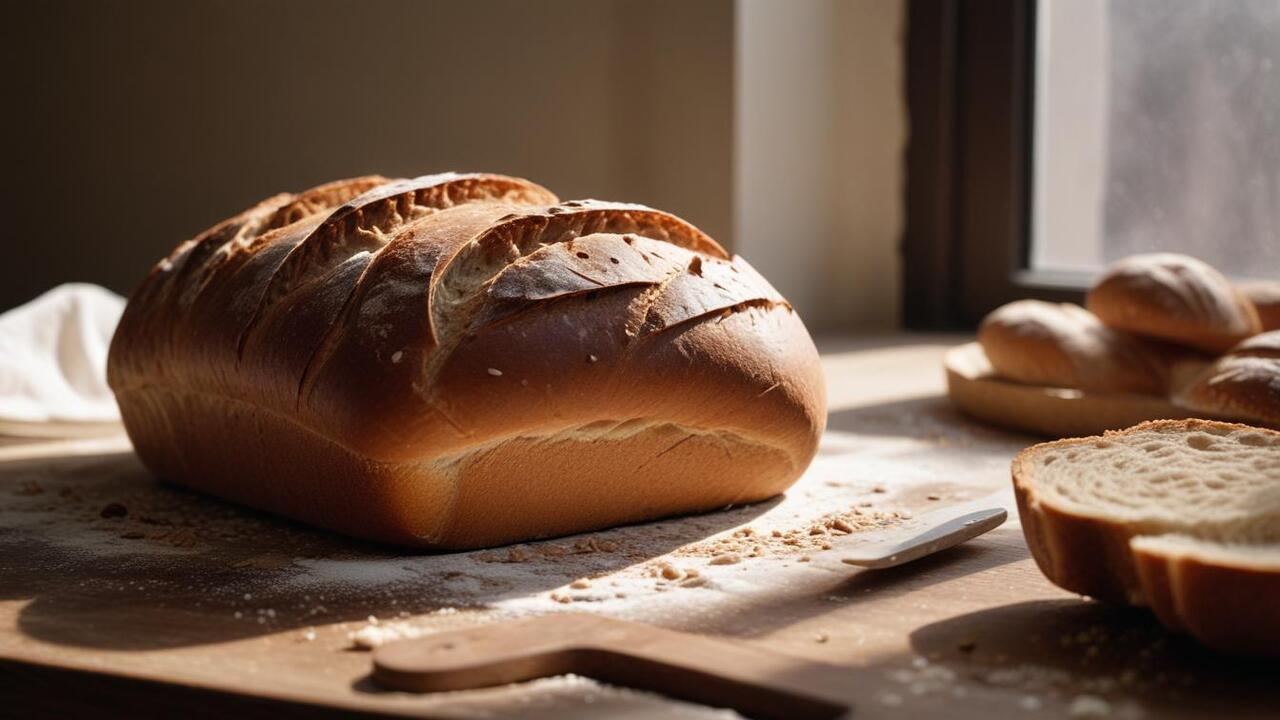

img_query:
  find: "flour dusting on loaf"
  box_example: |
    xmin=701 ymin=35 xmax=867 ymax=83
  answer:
xmin=108 ymin=173 xmax=826 ymax=548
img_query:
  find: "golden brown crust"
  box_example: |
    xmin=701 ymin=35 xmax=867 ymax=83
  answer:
xmin=1132 ymin=541 xmax=1280 ymax=657
xmin=1086 ymin=254 xmax=1261 ymax=354
xmin=977 ymin=300 xmax=1178 ymax=395
xmin=1012 ymin=419 xmax=1280 ymax=657
xmin=112 ymin=177 xmax=391 ymax=391
xmin=945 ymin=343 xmax=1198 ymax=438
xmin=108 ymin=173 xmax=825 ymax=548
xmin=1173 ymin=331 xmax=1280 ymax=428
xmin=116 ymin=384 xmax=799 ymax=548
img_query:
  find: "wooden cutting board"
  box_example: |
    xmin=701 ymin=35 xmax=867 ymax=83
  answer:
xmin=371 ymin=613 xmax=861 ymax=719
xmin=2 ymin=337 xmax=1277 ymax=719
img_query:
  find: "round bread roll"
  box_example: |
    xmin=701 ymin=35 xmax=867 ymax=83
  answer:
xmin=977 ymin=299 xmax=1175 ymax=395
xmin=1174 ymin=331 xmax=1280 ymax=428
xmin=1239 ymin=280 xmax=1280 ymax=332
xmin=1086 ymin=253 xmax=1261 ymax=354
xmin=108 ymin=173 xmax=826 ymax=549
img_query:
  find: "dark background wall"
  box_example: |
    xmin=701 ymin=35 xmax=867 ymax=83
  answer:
xmin=0 ymin=0 xmax=733 ymax=310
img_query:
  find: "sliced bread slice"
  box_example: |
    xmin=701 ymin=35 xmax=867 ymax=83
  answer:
xmin=1012 ymin=419 xmax=1280 ymax=656
xmin=1131 ymin=535 xmax=1280 ymax=656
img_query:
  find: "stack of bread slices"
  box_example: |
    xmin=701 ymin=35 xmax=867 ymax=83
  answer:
xmin=947 ymin=253 xmax=1280 ymax=437
xmin=1013 ymin=418 xmax=1280 ymax=656
xmin=963 ymin=254 xmax=1280 ymax=655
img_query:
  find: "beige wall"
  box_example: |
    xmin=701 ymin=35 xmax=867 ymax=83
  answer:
xmin=1 ymin=0 xmax=732 ymax=310
xmin=735 ymin=0 xmax=906 ymax=333
xmin=4 ymin=0 xmax=907 ymax=333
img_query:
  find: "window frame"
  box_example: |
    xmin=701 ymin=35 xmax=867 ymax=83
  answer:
xmin=903 ymin=0 xmax=1084 ymax=329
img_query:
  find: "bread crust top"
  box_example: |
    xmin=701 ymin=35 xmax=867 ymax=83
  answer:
xmin=107 ymin=173 xmax=825 ymax=470
xmin=977 ymin=299 xmax=1175 ymax=395
xmin=1086 ymin=253 xmax=1261 ymax=354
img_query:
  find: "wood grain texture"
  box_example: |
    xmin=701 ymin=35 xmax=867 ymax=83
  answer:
xmin=2 ymin=336 xmax=1277 ymax=719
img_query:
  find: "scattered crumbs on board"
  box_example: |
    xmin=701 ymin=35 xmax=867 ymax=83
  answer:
xmin=676 ymin=505 xmax=909 ymax=559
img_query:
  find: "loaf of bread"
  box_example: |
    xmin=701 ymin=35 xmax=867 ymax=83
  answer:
xmin=1239 ymin=280 xmax=1280 ymax=332
xmin=1086 ymin=253 xmax=1261 ymax=354
xmin=976 ymin=300 xmax=1174 ymax=395
xmin=1173 ymin=331 xmax=1280 ymax=428
xmin=107 ymin=173 xmax=826 ymax=548
xmin=1013 ymin=419 xmax=1280 ymax=656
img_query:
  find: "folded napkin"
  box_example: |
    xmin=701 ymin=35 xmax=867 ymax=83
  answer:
xmin=0 ymin=284 xmax=125 ymax=427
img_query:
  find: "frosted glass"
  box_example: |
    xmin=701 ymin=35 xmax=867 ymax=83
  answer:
xmin=1033 ymin=0 xmax=1280 ymax=279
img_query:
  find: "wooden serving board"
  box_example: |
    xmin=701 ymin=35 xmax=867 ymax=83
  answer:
xmin=2 ymin=336 xmax=1277 ymax=719
xmin=944 ymin=342 xmax=1198 ymax=438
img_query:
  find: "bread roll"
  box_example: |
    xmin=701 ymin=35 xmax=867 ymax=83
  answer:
xmin=1239 ymin=280 xmax=1280 ymax=332
xmin=108 ymin=173 xmax=826 ymax=549
xmin=1174 ymin=331 xmax=1280 ymax=428
xmin=1086 ymin=253 xmax=1261 ymax=353
xmin=977 ymin=299 xmax=1174 ymax=395
xmin=1013 ymin=419 xmax=1280 ymax=656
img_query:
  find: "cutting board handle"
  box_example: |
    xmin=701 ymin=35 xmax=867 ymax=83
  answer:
xmin=371 ymin=613 xmax=855 ymax=720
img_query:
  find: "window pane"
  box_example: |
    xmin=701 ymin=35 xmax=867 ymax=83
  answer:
xmin=1032 ymin=0 xmax=1280 ymax=278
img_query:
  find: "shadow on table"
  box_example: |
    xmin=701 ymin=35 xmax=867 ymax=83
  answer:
xmin=1 ymin=448 xmax=775 ymax=651
xmin=909 ymin=599 xmax=1280 ymax=718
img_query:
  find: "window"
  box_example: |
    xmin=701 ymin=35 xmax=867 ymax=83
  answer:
xmin=1034 ymin=0 xmax=1280 ymax=279
xmin=904 ymin=0 xmax=1280 ymax=328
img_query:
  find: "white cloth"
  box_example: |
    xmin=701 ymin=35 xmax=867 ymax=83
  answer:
xmin=0 ymin=284 xmax=125 ymax=425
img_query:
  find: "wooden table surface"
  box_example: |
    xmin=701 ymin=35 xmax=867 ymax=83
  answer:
xmin=1 ymin=335 xmax=1276 ymax=719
